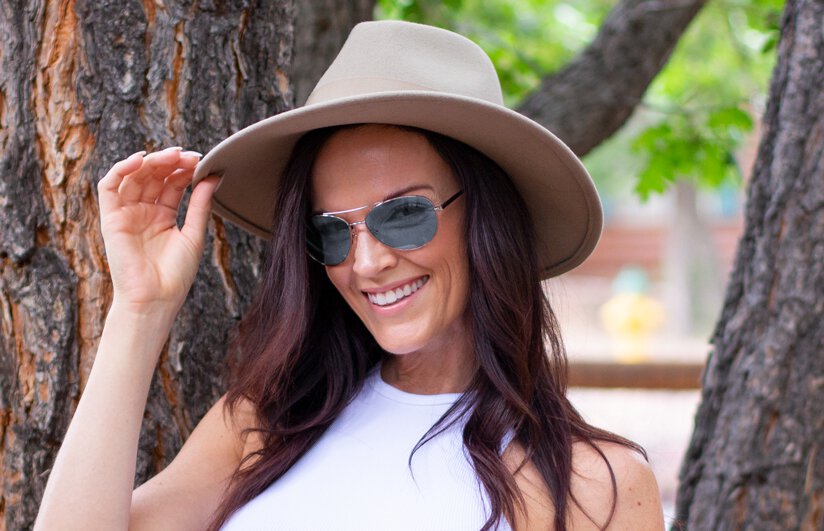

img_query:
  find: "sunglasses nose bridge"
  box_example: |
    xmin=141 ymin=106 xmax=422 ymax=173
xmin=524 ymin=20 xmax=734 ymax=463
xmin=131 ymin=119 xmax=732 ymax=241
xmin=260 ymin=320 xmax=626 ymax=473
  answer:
xmin=349 ymin=220 xmax=399 ymax=277
xmin=348 ymin=219 xmax=366 ymax=234
xmin=347 ymin=219 xmax=369 ymax=250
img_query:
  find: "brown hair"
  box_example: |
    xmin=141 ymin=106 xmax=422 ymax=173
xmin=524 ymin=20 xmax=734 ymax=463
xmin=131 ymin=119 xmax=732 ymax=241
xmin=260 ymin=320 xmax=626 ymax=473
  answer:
xmin=206 ymin=124 xmax=645 ymax=531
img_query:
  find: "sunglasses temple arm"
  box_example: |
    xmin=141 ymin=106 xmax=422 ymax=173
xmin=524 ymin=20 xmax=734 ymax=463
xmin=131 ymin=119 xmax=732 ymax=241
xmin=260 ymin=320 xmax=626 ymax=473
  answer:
xmin=440 ymin=189 xmax=464 ymax=210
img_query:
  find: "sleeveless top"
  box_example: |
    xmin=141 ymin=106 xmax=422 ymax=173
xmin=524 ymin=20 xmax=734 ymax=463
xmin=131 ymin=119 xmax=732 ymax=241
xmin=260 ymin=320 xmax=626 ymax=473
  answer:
xmin=220 ymin=362 xmax=514 ymax=530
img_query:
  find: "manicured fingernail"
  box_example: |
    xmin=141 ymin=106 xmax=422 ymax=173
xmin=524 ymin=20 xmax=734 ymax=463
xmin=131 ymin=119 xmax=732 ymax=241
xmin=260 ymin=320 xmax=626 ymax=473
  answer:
xmin=129 ymin=150 xmax=147 ymax=158
xmin=164 ymin=146 xmax=184 ymax=152
xmin=182 ymin=150 xmax=203 ymax=157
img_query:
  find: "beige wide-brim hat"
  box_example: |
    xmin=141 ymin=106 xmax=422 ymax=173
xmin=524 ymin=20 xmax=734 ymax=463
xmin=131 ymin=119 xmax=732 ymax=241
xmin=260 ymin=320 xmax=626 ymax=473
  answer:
xmin=193 ymin=20 xmax=602 ymax=279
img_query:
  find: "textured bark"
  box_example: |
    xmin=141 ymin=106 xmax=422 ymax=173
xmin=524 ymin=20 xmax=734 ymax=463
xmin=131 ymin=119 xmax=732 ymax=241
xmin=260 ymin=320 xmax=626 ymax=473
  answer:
xmin=293 ymin=0 xmax=375 ymax=106
xmin=674 ymin=0 xmax=824 ymax=529
xmin=518 ymin=0 xmax=706 ymax=156
xmin=0 ymin=1 xmax=294 ymax=528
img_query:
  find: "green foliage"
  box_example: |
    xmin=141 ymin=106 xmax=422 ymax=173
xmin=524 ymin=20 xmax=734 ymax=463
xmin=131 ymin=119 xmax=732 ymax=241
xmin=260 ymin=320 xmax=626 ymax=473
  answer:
xmin=630 ymin=105 xmax=753 ymax=200
xmin=625 ymin=0 xmax=777 ymax=199
xmin=375 ymin=0 xmax=781 ymax=200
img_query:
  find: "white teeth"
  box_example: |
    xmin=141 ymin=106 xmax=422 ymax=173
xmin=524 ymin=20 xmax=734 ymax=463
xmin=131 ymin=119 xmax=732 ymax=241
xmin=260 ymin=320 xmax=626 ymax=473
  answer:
xmin=367 ymin=276 xmax=428 ymax=306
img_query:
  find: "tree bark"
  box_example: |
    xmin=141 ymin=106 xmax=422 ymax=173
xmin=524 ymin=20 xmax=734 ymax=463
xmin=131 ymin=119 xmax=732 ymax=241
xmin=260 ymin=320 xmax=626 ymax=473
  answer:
xmin=293 ymin=0 xmax=375 ymax=106
xmin=518 ymin=0 xmax=706 ymax=157
xmin=0 ymin=1 xmax=294 ymax=528
xmin=674 ymin=0 xmax=824 ymax=528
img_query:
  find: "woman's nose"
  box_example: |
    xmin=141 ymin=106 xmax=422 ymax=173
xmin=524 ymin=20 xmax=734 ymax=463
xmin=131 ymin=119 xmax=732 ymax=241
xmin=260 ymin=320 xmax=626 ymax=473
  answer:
xmin=351 ymin=224 xmax=397 ymax=277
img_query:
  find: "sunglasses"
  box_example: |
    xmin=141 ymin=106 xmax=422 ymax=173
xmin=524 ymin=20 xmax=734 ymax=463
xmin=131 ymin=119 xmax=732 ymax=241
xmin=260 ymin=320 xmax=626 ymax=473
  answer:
xmin=306 ymin=190 xmax=464 ymax=266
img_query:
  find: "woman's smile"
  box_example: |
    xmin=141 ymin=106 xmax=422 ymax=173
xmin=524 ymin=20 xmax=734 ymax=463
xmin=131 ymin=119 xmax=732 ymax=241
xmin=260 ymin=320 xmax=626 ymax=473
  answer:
xmin=363 ymin=275 xmax=429 ymax=307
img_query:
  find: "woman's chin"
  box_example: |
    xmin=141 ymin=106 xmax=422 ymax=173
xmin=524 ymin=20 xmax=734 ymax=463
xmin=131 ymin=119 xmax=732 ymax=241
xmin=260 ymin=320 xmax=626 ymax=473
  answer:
xmin=372 ymin=336 xmax=424 ymax=356
xmin=355 ymin=309 xmax=419 ymax=350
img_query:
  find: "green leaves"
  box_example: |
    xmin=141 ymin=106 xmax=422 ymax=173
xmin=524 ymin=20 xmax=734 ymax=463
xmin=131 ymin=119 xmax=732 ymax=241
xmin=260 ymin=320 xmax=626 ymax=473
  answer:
xmin=630 ymin=104 xmax=753 ymax=199
xmin=622 ymin=0 xmax=777 ymax=200
xmin=707 ymin=106 xmax=754 ymax=132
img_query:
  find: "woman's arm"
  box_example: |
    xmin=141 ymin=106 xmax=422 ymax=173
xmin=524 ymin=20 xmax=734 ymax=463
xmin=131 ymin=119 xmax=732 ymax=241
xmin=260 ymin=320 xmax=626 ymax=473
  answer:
xmin=130 ymin=393 xmax=260 ymax=530
xmin=35 ymin=300 xmax=179 ymax=529
xmin=34 ymin=148 xmax=222 ymax=530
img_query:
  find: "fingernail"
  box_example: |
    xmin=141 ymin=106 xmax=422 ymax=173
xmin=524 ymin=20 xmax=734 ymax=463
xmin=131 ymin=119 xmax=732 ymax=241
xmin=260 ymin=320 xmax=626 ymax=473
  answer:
xmin=129 ymin=150 xmax=147 ymax=158
xmin=182 ymin=150 xmax=203 ymax=157
xmin=164 ymin=146 xmax=184 ymax=152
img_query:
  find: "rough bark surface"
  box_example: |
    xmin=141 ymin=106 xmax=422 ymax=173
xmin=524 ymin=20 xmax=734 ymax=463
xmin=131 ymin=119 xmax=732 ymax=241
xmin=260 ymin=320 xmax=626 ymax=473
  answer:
xmin=518 ymin=0 xmax=706 ymax=156
xmin=0 ymin=1 xmax=294 ymax=528
xmin=674 ymin=0 xmax=824 ymax=529
xmin=293 ymin=0 xmax=375 ymax=106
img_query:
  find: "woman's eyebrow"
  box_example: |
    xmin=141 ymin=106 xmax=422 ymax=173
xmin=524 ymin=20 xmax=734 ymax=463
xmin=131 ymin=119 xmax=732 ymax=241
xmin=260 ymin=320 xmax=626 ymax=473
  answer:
xmin=382 ymin=184 xmax=435 ymax=201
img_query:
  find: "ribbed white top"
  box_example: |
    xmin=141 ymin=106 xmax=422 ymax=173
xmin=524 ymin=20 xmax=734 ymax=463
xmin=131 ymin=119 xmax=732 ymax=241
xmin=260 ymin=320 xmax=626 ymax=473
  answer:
xmin=220 ymin=362 xmax=513 ymax=530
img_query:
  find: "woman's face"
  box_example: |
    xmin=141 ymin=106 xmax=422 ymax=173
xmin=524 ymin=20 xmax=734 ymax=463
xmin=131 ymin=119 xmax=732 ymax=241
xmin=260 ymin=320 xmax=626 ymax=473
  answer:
xmin=311 ymin=125 xmax=471 ymax=357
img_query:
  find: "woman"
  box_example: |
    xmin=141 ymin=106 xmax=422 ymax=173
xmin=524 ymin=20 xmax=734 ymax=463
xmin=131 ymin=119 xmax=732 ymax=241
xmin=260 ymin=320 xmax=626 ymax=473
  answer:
xmin=36 ymin=21 xmax=664 ymax=531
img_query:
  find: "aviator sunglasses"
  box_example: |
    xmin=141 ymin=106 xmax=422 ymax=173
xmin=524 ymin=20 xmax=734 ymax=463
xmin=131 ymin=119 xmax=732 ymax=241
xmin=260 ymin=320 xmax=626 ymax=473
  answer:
xmin=306 ymin=190 xmax=464 ymax=266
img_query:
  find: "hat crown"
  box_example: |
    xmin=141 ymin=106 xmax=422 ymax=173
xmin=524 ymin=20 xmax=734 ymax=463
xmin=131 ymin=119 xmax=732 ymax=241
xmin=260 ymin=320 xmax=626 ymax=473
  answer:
xmin=306 ymin=21 xmax=504 ymax=106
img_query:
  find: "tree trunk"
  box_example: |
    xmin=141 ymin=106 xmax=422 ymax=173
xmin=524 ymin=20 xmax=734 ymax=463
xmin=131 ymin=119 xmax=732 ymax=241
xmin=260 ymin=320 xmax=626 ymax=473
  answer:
xmin=674 ymin=0 xmax=824 ymax=528
xmin=518 ymin=0 xmax=706 ymax=157
xmin=0 ymin=1 xmax=295 ymax=528
xmin=293 ymin=0 xmax=375 ymax=106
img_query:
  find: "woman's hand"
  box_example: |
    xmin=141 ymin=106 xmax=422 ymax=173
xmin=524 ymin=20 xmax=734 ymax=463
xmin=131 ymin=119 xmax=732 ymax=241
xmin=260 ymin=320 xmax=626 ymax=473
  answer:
xmin=97 ymin=147 xmax=221 ymax=310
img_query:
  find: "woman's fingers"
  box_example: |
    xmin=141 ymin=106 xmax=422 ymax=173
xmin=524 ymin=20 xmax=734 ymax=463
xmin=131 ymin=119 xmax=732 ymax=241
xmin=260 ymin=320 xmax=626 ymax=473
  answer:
xmin=118 ymin=147 xmax=184 ymax=204
xmin=139 ymin=151 xmax=202 ymax=204
xmin=155 ymin=166 xmax=196 ymax=211
xmin=97 ymin=151 xmax=146 ymax=214
xmin=99 ymin=148 xmax=212 ymax=244
xmin=180 ymin=175 xmax=221 ymax=245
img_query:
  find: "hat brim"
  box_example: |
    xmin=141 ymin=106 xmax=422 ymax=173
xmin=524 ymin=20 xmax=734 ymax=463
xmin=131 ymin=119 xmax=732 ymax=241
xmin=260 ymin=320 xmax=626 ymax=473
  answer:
xmin=192 ymin=91 xmax=602 ymax=279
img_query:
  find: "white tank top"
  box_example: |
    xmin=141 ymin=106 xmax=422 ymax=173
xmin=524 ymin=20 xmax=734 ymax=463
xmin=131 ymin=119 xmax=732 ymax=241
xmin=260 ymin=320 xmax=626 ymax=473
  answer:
xmin=220 ymin=362 xmax=514 ymax=530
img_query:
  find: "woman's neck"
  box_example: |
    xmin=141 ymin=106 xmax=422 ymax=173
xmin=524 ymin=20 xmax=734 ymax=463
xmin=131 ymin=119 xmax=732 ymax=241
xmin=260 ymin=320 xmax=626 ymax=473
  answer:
xmin=380 ymin=342 xmax=476 ymax=395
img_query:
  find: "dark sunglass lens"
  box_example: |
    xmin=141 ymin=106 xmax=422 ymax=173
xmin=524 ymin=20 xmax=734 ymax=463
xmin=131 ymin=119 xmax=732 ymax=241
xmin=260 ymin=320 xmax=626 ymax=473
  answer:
xmin=367 ymin=196 xmax=437 ymax=250
xmin=307 ymin=215 xmax=350 ymax=265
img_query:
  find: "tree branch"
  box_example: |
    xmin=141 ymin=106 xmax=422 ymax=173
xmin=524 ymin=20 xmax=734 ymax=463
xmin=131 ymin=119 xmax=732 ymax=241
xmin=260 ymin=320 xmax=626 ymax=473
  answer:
xmin=517 ymin=0 xmax=707 ymax=156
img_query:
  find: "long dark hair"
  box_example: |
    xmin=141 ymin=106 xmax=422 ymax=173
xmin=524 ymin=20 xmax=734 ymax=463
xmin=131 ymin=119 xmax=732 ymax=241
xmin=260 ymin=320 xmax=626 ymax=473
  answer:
xmin=206 ymin=124 xmax=645 ymax=531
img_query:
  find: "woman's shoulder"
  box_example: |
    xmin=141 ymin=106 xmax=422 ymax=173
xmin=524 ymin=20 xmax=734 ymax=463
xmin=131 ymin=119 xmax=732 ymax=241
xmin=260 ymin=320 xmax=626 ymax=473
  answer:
xmin=503 ymin=438 xmax=664 ymax=530
xmin=568 ymin=439 xmax=664 ymax=529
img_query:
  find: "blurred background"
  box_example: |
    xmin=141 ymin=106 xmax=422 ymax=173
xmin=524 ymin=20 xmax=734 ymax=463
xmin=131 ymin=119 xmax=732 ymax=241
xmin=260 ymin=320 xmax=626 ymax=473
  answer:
xmin=376 ymin=0 xmax=782 ymax=523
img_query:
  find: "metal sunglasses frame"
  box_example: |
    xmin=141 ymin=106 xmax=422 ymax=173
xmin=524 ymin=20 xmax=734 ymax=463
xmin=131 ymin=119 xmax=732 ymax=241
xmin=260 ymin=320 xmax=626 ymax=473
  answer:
xmin=308 ymin=189 xmax=464 ymax=264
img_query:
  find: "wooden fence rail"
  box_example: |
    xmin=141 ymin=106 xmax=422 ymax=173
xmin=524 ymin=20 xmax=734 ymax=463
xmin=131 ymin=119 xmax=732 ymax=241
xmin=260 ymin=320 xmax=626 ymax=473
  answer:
xmin=568 ymin=361 xmax=705 ymax=390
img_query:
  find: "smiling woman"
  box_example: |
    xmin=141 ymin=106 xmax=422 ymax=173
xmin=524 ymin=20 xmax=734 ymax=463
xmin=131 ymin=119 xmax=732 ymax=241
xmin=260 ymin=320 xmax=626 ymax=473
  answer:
xmin=196 ymin=117 xmax=663 ymax=530
xmin=314 ymin=126 xmax=472 ymax=375
xmin=35 ymin=20 xmax=664 ymax=531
